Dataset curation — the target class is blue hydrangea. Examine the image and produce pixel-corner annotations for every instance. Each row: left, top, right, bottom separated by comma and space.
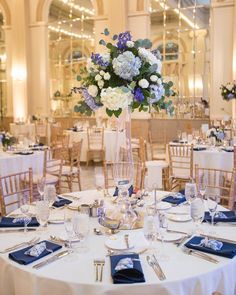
117, 31, 132, 50
134, 87, 145, 102
91, 53, 109, 67
149, 84, 164, 103
216, 131, 225, 141
82, 88, 100, 111
112, 51, 141, 81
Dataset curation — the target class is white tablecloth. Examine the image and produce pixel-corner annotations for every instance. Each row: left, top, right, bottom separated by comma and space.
0, 151, 44, 177
0, 190, 235, 295
65, 130, 125, 162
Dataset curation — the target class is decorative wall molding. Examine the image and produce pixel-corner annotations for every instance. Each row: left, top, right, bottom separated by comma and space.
0, 0, 11, 26
211, 0, 234, 8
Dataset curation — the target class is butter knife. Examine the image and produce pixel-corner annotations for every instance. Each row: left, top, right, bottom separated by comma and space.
33, 250, 70, 269
183, 247, 219, 264
124, 234, 129, 249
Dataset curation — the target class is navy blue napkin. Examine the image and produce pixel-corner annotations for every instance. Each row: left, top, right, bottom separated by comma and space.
110, 254, 145, 284
204, 211, 236, 223
9, 240, 62, 265
15, 151, 34, 155
222, 148, 233, 153
172, 139, 179, 143
113, 185, 134, 197
193, 147, 207, 151
185, 236, 236, 259
0, 217, 39, 228
52, 197, 72, 208
162, 194, 186, 205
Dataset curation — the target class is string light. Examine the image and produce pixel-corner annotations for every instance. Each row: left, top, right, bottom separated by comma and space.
59, 0, 94, 16
48, 25, 94, 40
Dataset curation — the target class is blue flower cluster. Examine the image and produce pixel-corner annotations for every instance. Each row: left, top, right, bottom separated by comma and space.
117, 31, 132, 50
134, 87, 144, 102
91, 53, 109, 67
112, 51, 141, 81
149, 84, 165, 103
82, 89, 100, 111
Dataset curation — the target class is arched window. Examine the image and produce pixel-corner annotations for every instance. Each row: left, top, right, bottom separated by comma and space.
157, 42, 179, 61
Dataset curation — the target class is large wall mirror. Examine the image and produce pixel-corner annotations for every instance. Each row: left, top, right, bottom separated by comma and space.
150, 0, 211, 119
48, 0, 94, 116
0, 12, 7, 120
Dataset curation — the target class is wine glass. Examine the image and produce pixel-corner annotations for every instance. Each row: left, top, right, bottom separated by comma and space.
72, 212, 90, 252
44, 184, 56, 205
190, 197, 205, 234
37, 177, 46, 200
64, 209, 75, 249
143, 215, 157, 251
19, 193, 30, 233
185, 182, 197, 203
35, 200, 50, 229
207, 194, 219, 233
157, 211, 169, 261
198, 175, 207, 199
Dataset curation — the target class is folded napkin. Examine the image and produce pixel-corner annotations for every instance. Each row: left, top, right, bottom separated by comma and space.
0, 217, 39, 228
185, 236, 236, 259
193, 147, 207, 151
9, 240, 62, 265
172, 139, 179, 143
162, 193, 186, 205
113, 185, 134, 197
222, 148, 233, 153
110, 254, 145, 284
203, 211, 236, 223
15, 151, 34, 155
52, 197, 72, 208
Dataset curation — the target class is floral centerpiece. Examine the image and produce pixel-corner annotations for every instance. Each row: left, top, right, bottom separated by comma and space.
0, 131, 16, 150
206, 127, 225, 142
220, 82, 236, 101
73, 29, 174, 117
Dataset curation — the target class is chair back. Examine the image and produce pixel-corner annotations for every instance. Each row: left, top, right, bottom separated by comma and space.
35, 123, 47, 137
168, 144, 193, 179
0, 169, 33, 215
70, 140, 83, 169
43, 149, 63, 178
87, 127, 104, 150
149, 131, 166, 160
195, 165, 235, 210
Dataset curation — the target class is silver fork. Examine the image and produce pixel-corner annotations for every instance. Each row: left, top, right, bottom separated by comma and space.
94, 259, 105, 282
0, 237, 40, 253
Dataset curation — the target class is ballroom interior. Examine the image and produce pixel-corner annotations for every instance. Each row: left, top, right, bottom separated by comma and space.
0, 1, 236, 295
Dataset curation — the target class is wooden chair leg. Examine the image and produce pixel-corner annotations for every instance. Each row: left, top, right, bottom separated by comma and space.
77, 173, 82, 191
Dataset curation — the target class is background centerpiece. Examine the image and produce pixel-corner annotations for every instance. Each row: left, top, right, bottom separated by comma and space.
220, 82, 236, 101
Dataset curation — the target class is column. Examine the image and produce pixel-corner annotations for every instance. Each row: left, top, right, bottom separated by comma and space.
210, 0, 234, 120
232, 0, 236, 121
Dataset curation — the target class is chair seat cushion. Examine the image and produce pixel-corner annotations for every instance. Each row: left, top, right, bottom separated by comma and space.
32, 174, 58, 184
61, 166, 78, 175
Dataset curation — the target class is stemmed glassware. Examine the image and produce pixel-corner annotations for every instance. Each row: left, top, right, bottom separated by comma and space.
19, 193, 31, 233
207, 194, 219, 233
190, 197, 205, 234
157, 211, 169, 261
64, 209, 75, 250
72, 212, 90, 252
35, 199, 50, 229
198, 175, 207, 199
177, 130, 182, 142
185, 182, 197, 203
44, 184, 57, 206
143, 207, 158, 251
37, 177, 46, 200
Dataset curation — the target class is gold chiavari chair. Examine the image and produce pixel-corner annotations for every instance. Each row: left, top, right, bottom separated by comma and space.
53, 141, 83, 191
168, 144, 193, 190
103, 161, 145, 191
149, 131, 167, 161
35, 122, 48, 145
0, 168, 33, 216
195, 165, 235, 210
50, 122, 63, 144
87, 127, 105, 165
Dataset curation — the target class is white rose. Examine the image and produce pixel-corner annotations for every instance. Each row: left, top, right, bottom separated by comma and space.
100, 70, 105, 76
95, 74, 102, 81
126, 41, 134, 48
157, 78, 162, 85
104, 72, 111, 80
98, 80, 104, 89
138, 79, 149, 89
150, 75, 158, 82
88, 85, 98, 97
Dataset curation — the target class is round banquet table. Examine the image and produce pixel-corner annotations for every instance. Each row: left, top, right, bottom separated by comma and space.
0, 189, 236, 295
0, 150, 44, 177
65, 129, 125, 162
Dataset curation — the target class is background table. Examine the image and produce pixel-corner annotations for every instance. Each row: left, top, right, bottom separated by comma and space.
0, 189, 235, 295
65, 130, 125, 162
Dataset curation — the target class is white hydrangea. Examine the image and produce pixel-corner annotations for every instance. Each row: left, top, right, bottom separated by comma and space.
126, 41, 134, 48
100, 70, 105, 76
104, 72, 111, 80
98, 80, 104, 89
150, 75, 158, 82
86, 58, 98, 73
101, 87, 133, 111
157, 78, 162, 85
88, 85, 98, 97
95, 74, 102, 81
138, 79, 149, 89
138, 48, 162, 74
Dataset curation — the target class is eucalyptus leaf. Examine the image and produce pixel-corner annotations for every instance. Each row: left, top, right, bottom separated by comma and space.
104, 28, 110, 36
99, 39, 106, 46
112, 34, 118, 40
77, 75, 82, 81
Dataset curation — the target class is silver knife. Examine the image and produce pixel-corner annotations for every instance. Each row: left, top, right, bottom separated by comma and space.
33, 250, 70, 269
0, 228, 37, 233
183, 247, 219, 264
152, 254, 166, 280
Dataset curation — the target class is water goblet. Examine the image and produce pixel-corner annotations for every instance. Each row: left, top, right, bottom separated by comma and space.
37, 177, 46, 200
44, 184, 57, 205
143, 215, 157, 251
64, 209, 75, 250
19, 193, 30, 233
198, 176, 207, 199
35, 200, 50, 229
177, 130, 182, 142
190, 197, 205, 234
157, 211, 169, 261
185, 182, 197, 204
207, 194, 219, 233
72, 212, 90, 252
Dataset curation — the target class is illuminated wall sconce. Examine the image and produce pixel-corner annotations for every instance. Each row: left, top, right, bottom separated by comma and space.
11, 66, 27, 81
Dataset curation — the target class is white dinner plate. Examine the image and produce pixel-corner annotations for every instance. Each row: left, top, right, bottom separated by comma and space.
167, 214, 192, 222
48, 219, 64, 224
156, 232, 183, 242
105, 235, 135, 250
59, 233, 79, 243
156, 202, 172, 211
